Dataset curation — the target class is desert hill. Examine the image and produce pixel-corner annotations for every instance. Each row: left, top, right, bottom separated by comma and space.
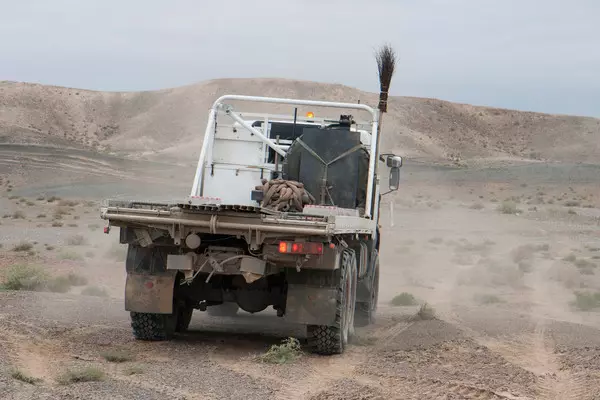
1, 78, 598, 165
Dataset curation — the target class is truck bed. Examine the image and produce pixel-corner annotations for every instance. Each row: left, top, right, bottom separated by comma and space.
100, 199, 377, 237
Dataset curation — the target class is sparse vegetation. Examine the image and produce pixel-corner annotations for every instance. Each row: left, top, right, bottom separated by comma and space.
563, 253, 577, 263
81, 286, 109, 297
1, 264, 48, 291
564, 200, 581, 207
390, 292, 418, 306
257, 337, 302, 364
57, 367, 105, 385
66, 234, 87, 246
497, 200, 519, 215
12, 241, 33, 252
571, 291, 600, 311
428, 237, 443, 245
66, 272, 87, 286
47, 196, 61, 203
123, 365, 144, 375
411, 303, 436, 320
52, 221, 64, 227
10, 368, 42, 384
12, 210, 26, 219
58, 250, 84, 261
469, 202, 484, 210
57, 199, 79, 207
46, 276, 73, 293
102, 349, 134, 363
36, 213, 47, 218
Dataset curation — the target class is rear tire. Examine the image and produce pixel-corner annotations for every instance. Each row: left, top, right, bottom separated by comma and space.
206, 302, 239, 317
354, 253, 379, 327
130, 311, 177, 341
307, 249, 357, 355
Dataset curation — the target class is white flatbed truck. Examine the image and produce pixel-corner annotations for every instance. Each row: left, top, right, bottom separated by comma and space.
100, 94, 402, 355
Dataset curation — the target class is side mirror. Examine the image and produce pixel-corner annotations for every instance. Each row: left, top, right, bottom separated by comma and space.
379, 153, 403, 194
389, 167, 400, 191
386, 155, 402, 168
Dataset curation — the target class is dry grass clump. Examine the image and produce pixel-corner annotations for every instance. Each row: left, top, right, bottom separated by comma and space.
256, 337, 302, 364
57, 367, 105, 385
497, 200, 519, 215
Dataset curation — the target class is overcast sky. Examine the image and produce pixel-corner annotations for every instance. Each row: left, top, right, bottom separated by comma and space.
1, 0, 598, 117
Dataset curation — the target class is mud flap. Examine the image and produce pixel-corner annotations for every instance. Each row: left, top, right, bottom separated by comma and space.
283, 284, 338, 326
124, 271, 177, 314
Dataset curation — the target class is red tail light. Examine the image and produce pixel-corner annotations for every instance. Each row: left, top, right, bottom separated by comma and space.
278, 241, 323, 255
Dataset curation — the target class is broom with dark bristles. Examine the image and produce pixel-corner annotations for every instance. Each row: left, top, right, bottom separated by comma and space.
374, 44, 398, 173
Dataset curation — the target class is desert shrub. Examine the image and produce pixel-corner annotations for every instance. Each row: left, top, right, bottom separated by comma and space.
52, 221, 63, 227
57, 199, 79, 207
563, 253, 577, 263
46, 196, 61, 203
564, 200, 580, 207
1, 265, 48, 291
46, 276, 72, 293
123, 365, 144, 375
497, 201, 519, 215
58, 250, 84, 261
390, 292, 417, 306
10, 369, 41, 384
12, 210, 26, 219
57, 367, 105, 385
411, 303, 436, 320
571, 291, 600, 311
257, 337, 302, 364
12, 241, 33, 252
66, 234, 87, 246
102, 349, 133, 363
81, 286, 108, 297
66, 272, 87, 286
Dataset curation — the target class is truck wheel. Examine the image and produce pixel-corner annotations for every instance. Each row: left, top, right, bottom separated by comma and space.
307, 249, 357, 355
130, 296, 187, 340
207, 302, 239, 317
130, 311, 177, 341
354, 254, 379, 327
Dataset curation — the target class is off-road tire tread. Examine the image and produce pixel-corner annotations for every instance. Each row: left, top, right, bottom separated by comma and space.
130, 312, 175, 341
307, 249, 356, 355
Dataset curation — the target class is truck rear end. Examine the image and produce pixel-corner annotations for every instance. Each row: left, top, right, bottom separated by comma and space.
100, 95, 402, 354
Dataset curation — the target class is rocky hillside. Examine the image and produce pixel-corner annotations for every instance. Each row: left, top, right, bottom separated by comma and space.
1, 79, 598, 165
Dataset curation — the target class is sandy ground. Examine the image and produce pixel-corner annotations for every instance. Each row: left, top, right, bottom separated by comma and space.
1, 146, 600, 399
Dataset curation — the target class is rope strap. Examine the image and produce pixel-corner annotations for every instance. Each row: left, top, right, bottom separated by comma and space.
255, 179, 316, 212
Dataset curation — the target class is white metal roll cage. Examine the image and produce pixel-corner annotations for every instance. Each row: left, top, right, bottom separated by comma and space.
191, 95, 380, 218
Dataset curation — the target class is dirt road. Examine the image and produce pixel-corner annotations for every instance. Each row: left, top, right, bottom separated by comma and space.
1, 147, 600, 399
